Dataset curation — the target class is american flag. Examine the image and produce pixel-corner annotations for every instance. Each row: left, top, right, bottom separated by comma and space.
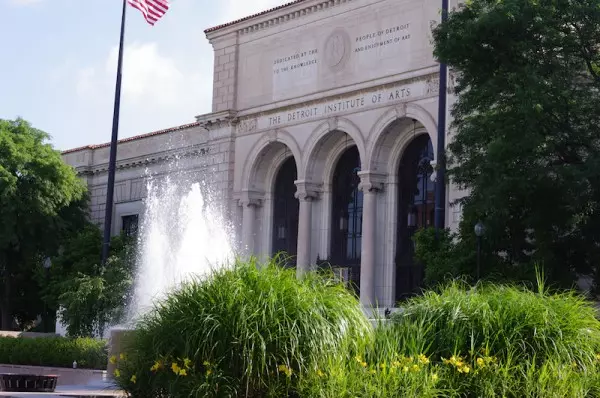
127, 0, 169, 26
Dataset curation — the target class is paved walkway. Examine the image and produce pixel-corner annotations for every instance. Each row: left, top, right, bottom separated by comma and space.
0, 381, 124, 397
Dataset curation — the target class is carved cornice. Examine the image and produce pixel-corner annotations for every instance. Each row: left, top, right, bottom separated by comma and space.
79, 145, 211, 176
236, 0, 355, 36
357, 171, 387, 192
294, 180, 321, 200
195, 110, 238, 130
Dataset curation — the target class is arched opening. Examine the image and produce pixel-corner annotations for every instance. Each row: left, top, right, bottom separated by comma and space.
395, 134, 435, 302
271, 157, 299, 265
330, 145, 362, 295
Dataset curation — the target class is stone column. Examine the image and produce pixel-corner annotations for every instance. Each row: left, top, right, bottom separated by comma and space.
357, 171, 385, 307
240, 193, 261, 257
294, 181, 320, 278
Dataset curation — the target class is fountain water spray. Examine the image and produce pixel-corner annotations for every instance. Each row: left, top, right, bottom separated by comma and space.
127, 171, 235, 323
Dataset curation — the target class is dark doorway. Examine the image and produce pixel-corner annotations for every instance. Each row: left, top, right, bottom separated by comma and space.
395, 134, 435, 302
330, 146, 363, 295
272, 157, 299, 266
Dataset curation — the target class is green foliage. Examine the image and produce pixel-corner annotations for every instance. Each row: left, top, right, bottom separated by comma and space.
50, 224, 136, 337
112, 260, 600, 397
433, 0, 600, 287
412, 227, 473, 286
0, 117, 87, 329
0, 336, 107, 369
390, 279, 600, 396
113, 257, 372, 397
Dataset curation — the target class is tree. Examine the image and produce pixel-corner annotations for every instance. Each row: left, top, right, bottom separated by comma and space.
432, 0, 600, 287
0, 118, 87, 329
47, 224, 136, 337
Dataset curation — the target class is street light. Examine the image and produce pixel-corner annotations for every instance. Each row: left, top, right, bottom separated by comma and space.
42, 258, 52, 333
474, 221, 485, 280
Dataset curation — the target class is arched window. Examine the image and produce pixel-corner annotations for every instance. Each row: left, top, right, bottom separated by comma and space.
272, 157, 299, 265
330, 146, 362, 294
396, 134, 434, 301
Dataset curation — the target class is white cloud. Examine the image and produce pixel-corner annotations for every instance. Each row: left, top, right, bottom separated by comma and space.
106, 42, 184, 106
70, 41, 212, 147
51, 0, 292, 150
8, 0, 43, 6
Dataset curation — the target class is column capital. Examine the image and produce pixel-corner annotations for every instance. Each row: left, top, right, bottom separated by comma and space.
294, 180, 320, 201
239, 190, 263, 207
357, 171, 387, 193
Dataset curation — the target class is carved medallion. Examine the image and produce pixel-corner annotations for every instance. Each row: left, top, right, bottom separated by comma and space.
324, 28, 351, 71
236, 118, 257, 134
427, 20, 438, 47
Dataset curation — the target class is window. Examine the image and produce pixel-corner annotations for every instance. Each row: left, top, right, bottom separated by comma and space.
331, 146, 362, 293
396, 134, 435, 301
272, 157, 299, 265
122, 214, 139, 237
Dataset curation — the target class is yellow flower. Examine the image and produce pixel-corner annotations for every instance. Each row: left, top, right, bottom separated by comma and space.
596, 353, 600, 361
369, 369, 376, 374
130, 375, 137, 384
379, 362, 387, 369
183, 358, 193, 369
403, 366, 409, 373
113, 369, 120, 378
431, 373, 439, 382
171, 362, 181, 375
411, 364, 420, 372
360, 361, 367, 368
355, 355, 362, 363
150, 360, 162, 372
119, 353, 126, 361
391, 361, 401, 368
458, 365, 471, 374
179, 369, 187, 376
317, 369, 325, 377
203, 360, 212, 367
109, 355, 117, 365
476, 357, 485, 367
206, 369, 213, 376
418, 354, 430, 365
278, 364, 293, 377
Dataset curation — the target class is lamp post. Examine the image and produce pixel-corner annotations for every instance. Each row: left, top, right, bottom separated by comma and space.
474, 221, 485, 281
42, 258, 52, 333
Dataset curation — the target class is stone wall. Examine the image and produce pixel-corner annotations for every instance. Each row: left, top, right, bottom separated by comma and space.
62, 122, 237, 236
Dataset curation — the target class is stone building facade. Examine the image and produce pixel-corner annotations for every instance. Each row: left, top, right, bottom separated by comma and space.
62, 0, 464, 308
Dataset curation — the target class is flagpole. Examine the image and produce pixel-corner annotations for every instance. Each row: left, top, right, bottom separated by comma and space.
434, 0, 448, 232
101, 0, 127, 265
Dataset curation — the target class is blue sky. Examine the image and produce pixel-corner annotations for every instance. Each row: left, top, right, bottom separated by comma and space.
0, 0, 289, 150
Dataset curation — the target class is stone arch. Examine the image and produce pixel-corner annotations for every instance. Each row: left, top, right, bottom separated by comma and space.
242, 129, 302, 193
366, 103, 438, 177
302, 117, 366, 185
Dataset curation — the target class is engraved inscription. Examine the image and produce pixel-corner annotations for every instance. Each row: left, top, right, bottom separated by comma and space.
354, 24, 411, 53
273, 49, 318, 75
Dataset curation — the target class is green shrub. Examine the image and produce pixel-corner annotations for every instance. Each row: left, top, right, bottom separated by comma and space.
389, 279, 600, 396
0, 336, 107, 369
114, 257, 372, 397
413, 227, 473, 287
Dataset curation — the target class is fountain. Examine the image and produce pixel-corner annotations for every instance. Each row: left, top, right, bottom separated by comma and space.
108, 169, 235, 381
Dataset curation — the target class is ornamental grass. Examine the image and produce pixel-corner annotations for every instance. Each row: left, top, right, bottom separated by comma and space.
113, 260, 600, 397
113, 256, 371, 397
